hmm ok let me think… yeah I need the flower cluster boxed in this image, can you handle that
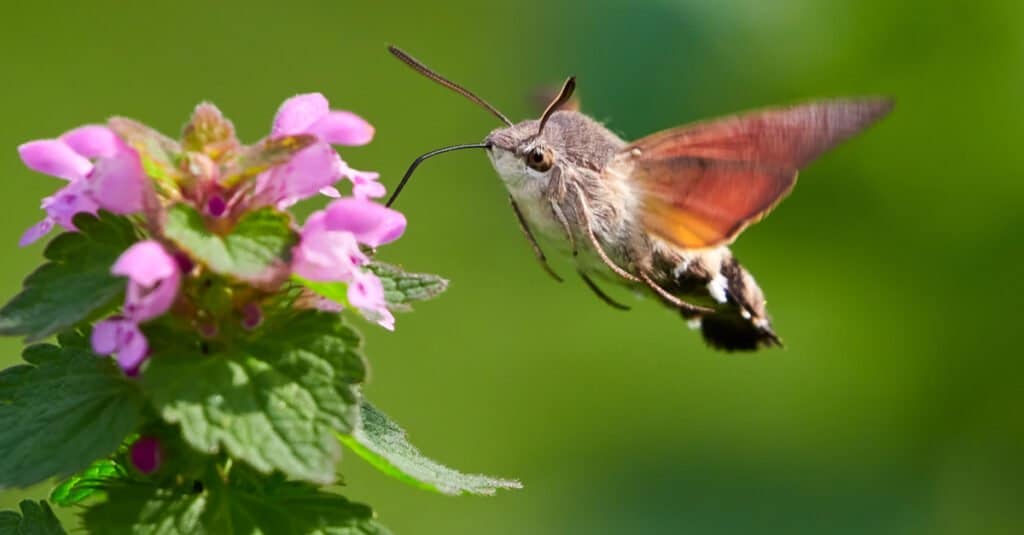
[17,93,406,372]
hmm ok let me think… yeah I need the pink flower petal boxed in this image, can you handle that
[272,93,329,137]
[308,111,375,146]
[91,318,122,354]
[319,186,341,198]
[60,125,121,159]
[341,166,385,199]
[90,149,146,214]
[18,139,92,181]
[113,241,181,323]
[19,218,54,247]
[256,141,344,208]
[292,229,366,282]
[42,180,99,229]
[92,318,149,372]
[323,198,406,247]
[112,241,178,287]
[347,270,395,330]
[115,323,149,370]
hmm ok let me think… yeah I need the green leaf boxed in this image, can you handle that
[143,311,366,484]
[163,204,298,284]
[340,401,522,496]
[0,343,145,488]
[0,501,66,535]
[50,459,126,506]
[292,276,350,308]
[0,212,138,342]
[221,134,317,187]
[366,262,449,312]
[109,117,185,185]
[82,477,389,534]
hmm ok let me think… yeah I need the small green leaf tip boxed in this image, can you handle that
[341,401,522,496]
[0,500,67,534]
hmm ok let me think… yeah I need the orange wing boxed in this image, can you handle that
[628,99,893,249]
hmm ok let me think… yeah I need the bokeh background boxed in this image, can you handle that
[1,0,1021,533]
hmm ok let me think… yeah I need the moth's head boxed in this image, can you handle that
[484,109,597,186]
[385,46,585,207]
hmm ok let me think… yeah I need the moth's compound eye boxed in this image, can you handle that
[525,147,553,172]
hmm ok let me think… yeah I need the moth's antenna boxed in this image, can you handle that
[388,45,513,127]
[387,142,491,208]
[537,76,576,135]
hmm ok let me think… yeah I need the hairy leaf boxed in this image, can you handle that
[366,262,448,312]
[341,402,521,496]
[143,311,366,484]
[0,343,144,488]
[0,212,138,342]
[163,204,297,284]
[109,117,184,185]
[82,476,389,534]
[221,134,317,187]
[0,501,66,535]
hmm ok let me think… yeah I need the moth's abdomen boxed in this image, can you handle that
[659,246,781,351]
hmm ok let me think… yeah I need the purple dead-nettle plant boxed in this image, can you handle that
[0,93,519,534]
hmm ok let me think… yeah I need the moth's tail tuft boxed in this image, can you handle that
[694,312,782,352]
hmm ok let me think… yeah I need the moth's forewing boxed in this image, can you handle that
[625,99,893,249]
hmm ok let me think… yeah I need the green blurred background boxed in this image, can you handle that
[2,0,1021,533]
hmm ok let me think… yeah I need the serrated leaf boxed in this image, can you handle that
[0,501,66,535]
[340,401,521,496]
[366,262,448,312]
[50,459,125,506]
[143,311,366,484]
[109,117,184,184]
[0,212,138,342]
[82,470,388,535]
[221,134,317,187]
[0,343,145,488]
[163,204,298,284]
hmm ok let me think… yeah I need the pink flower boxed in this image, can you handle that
[113,241,181,322]
[92,318,148,372]
[347,269,395,331]
[254,93,382,208]
[17,126,147,246]
[292,198,405,329]
[322,198,406,248]
[292,221,368,282]
[92,241,181,371]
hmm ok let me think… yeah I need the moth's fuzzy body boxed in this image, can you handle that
[486,111,779,350]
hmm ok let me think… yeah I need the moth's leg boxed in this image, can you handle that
[639,271,714,314]
[578,270,630,311]
[568,183,639,282]
[568,183,713,315]
[509,195,563,283]
[550,200,577,255]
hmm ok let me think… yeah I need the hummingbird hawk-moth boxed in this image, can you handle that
[386,46,892,351]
